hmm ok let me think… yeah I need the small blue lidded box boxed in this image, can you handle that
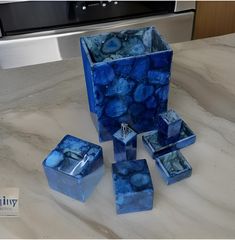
[112,159,154,214]
[113,123,137,162]
[42,135,104,202]
[158,109,182,138]
[155,150,192,185]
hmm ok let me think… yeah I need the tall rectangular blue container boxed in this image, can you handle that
[80,26,173,142]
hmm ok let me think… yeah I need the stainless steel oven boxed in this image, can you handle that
[0,1,195,69]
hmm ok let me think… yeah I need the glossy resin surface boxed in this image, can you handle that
[142,121,196,157]
[112,159,154,214]
[80,26,173,142]
[113,123,137,162]
[155,150,192,185]
[82,27,168,62]
[158,109,182,138]
[42,135,104,202]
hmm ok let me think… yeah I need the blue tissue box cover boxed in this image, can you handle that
[155,150,192,185]
[113,124,137,162]
[112,159,154,214]
[80,26,173,142]
[158,109,182,138]
[142,121,196,158]
[42,135,104,202]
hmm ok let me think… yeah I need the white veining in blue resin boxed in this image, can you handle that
[83,27,165,63]
[155,150,192,185]
[161,151,188,176]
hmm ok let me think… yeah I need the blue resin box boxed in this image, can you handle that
[42,135,104,202]
[112,159,154,214]
[142,121,196,158]
[155,150,192,185]
[80,26,173,142]
[113,123,137,162]
[158,109,182,138]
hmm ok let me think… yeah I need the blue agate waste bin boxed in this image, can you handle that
[80,26,173,142]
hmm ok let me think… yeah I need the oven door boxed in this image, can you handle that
[0,3,194,69]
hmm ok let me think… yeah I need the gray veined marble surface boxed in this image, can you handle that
[0,33,235,238]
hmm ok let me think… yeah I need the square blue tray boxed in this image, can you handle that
[142,121,196,158]
[155,150,192,185]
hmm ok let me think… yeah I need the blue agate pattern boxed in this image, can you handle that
[42,135,104,202]
[155,150,192,185]
[80,26,173,142]
[113,124,137,162]
[112,159,154,214]
[158,109,182,138]
[142,121,196,158]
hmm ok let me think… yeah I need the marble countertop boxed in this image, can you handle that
[0,33,235,238]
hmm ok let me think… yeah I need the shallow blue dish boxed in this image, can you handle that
[42,135,104,202]
[155,150,192,185]
[80,26,173,142]
[112,159,154,214]
[142,121,196,158]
